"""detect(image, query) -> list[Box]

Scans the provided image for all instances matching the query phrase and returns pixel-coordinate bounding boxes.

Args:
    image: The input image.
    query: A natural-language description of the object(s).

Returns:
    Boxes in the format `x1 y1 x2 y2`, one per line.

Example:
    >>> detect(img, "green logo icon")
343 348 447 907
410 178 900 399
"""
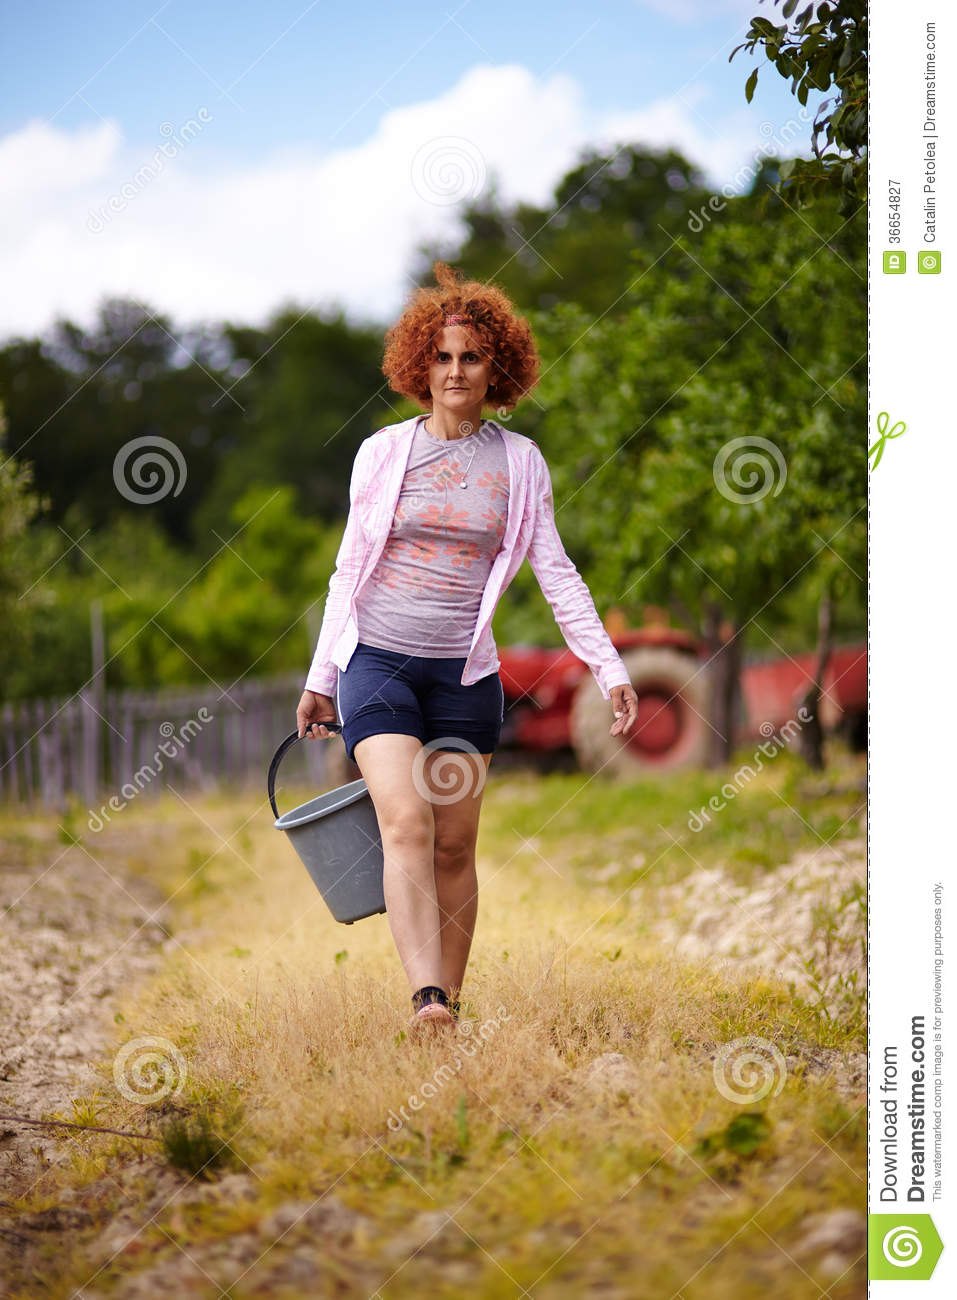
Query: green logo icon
883 251 906 274
868 1214 944 1280
918 250 941 274
869 411 907 471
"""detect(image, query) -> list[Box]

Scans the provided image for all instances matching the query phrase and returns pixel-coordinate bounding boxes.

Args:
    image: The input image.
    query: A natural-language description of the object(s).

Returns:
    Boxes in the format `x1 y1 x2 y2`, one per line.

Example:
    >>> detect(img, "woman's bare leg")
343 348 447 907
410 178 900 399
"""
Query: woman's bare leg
426 750 493 1005
353 733 443 992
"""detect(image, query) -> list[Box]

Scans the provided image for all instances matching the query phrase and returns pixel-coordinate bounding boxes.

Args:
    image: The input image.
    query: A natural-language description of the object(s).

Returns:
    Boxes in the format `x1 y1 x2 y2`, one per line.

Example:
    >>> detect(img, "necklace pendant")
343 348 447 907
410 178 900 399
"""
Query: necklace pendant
459 478 468 488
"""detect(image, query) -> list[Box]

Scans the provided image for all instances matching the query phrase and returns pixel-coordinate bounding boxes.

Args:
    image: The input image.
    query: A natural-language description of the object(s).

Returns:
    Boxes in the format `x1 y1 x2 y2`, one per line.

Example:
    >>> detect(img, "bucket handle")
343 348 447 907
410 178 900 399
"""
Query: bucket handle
267 726 343 819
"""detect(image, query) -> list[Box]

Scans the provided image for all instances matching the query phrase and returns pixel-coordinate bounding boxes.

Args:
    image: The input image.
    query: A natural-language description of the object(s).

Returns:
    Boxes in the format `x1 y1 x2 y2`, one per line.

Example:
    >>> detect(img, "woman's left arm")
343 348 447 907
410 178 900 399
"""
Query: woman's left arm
525 445 638 734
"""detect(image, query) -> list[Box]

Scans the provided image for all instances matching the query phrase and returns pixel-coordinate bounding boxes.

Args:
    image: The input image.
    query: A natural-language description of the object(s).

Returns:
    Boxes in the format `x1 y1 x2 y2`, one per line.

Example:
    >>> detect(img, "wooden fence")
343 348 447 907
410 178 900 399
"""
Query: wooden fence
0 673 332 814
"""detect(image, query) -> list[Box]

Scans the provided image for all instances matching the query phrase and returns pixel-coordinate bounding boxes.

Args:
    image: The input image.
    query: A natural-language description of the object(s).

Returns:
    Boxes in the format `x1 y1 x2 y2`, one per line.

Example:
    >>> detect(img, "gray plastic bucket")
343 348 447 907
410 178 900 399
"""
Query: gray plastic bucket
267 730 386 925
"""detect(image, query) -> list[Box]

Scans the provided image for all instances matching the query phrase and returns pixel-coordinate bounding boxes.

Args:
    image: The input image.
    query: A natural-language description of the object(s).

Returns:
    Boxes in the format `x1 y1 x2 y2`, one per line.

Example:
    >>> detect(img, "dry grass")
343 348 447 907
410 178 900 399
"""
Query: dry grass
0 746 866 1298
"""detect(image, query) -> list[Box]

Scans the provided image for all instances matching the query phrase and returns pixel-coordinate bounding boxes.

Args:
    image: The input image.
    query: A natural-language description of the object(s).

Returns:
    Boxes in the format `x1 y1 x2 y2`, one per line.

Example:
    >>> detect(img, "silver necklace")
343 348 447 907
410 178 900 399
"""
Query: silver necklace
425 418 480 488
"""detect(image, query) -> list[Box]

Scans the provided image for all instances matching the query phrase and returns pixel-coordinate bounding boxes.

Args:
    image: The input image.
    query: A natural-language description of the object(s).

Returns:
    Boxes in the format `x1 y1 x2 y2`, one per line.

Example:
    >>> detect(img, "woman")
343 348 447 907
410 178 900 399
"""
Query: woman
296 262 639 1034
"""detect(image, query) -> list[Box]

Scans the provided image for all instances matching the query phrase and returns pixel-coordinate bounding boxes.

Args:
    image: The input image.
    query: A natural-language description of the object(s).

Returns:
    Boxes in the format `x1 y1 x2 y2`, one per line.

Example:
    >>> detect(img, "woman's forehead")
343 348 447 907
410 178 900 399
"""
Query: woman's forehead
434 325 481 351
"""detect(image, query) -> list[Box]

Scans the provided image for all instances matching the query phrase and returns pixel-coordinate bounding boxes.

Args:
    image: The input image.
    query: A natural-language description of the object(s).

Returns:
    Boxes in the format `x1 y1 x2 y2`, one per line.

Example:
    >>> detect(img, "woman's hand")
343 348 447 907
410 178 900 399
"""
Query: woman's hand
609 683 639 738
297 690 339 740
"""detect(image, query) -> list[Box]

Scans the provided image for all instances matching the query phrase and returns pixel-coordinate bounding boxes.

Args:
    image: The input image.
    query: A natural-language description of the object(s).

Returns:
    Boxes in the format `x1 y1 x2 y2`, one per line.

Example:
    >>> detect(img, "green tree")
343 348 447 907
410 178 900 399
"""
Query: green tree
0 406 50 694
732 0 867 213
0 297 244 545
509 194 864 760
104 485 335 688
411 146 713 315
0 299 386 552
195 308 386 541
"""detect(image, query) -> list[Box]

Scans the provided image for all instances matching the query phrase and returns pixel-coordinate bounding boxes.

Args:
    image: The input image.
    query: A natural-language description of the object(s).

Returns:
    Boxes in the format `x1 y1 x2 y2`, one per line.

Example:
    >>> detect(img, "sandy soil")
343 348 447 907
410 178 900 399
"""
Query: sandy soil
0 822 173 1205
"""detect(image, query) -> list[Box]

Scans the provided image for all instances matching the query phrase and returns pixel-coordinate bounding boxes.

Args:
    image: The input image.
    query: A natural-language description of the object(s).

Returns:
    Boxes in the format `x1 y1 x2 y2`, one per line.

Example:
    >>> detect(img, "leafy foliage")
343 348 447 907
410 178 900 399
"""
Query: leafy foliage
0 406 54 691
732 0 867 214
506 198 865 646
0 134 863 704
0 299 386 547
412 145 714 315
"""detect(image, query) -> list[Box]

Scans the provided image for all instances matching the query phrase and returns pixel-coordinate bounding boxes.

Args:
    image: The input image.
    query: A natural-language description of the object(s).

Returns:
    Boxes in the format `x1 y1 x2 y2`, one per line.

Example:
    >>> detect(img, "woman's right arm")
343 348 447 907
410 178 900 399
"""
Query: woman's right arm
302 437 375 699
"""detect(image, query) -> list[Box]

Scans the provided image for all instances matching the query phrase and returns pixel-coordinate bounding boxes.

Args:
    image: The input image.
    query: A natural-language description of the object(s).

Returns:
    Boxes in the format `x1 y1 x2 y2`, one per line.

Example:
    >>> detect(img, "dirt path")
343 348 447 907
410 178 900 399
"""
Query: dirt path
0 821 173 1209
0 810 865 1297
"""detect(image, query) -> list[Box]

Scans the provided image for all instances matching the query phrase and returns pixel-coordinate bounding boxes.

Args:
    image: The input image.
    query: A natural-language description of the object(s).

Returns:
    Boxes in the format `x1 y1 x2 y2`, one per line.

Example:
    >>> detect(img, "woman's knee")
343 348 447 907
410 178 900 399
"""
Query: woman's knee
352 733 433 848
434 835 476 873
381 809 434 853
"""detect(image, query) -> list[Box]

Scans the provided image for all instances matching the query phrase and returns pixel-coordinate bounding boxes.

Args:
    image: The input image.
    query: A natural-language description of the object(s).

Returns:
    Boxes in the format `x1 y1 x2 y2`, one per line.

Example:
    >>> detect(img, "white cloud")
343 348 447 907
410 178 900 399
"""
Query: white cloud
595 82 814 190
0 63 803 341
0 118 121 202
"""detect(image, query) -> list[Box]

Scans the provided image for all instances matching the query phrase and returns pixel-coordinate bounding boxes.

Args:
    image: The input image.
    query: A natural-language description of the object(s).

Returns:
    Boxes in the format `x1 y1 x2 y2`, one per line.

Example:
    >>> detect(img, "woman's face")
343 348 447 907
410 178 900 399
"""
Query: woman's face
427 326 494 411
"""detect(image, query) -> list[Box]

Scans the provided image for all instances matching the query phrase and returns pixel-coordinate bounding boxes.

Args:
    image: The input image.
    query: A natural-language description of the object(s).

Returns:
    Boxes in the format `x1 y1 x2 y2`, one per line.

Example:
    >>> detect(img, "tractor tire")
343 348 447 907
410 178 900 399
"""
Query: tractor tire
570 645 710 776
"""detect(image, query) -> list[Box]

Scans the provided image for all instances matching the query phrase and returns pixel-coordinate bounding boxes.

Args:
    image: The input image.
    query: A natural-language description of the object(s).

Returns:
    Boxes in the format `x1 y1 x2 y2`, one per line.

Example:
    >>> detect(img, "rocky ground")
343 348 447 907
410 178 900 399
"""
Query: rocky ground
640 834 867 1020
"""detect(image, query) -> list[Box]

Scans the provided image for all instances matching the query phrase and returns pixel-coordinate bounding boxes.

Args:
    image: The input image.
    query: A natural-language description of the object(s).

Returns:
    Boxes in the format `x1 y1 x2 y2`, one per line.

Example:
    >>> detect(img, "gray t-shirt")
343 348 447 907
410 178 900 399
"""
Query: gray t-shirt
355 417 509 656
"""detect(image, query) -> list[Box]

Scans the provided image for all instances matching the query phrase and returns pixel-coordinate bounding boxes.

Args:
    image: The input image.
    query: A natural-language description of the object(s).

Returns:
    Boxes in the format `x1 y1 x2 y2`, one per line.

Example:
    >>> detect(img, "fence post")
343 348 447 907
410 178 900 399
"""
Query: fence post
78 600 104 805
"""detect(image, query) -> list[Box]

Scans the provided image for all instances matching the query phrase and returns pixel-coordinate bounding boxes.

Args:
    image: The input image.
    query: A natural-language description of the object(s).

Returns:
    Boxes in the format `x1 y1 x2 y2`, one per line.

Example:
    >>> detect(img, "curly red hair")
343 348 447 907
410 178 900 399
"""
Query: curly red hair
381 261 540 414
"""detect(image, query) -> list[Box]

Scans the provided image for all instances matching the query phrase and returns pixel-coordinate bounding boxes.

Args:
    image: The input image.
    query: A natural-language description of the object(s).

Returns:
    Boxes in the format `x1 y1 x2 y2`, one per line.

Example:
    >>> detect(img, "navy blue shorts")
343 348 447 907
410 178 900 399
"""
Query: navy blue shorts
336 641 505 764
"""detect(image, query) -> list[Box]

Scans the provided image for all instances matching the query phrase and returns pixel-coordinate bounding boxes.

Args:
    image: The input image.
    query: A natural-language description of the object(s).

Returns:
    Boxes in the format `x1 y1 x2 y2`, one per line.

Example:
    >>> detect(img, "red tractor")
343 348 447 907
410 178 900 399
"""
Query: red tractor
498 607 866 776
324 607 866 784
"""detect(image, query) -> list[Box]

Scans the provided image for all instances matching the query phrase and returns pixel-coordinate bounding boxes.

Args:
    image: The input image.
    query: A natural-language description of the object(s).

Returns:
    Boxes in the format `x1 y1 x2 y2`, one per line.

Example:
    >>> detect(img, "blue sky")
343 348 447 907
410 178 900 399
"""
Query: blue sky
1 0 821 340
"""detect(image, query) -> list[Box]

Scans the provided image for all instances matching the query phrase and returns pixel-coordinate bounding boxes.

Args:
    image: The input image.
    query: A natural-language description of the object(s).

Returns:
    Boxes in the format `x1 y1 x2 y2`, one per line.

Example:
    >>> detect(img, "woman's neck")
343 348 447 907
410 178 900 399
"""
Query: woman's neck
423 408 484 441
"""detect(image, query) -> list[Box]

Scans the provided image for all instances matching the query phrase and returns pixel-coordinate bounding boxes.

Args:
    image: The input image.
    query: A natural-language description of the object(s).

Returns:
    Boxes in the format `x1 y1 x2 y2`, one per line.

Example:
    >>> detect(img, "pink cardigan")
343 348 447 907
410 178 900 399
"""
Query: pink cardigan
304 416 633 701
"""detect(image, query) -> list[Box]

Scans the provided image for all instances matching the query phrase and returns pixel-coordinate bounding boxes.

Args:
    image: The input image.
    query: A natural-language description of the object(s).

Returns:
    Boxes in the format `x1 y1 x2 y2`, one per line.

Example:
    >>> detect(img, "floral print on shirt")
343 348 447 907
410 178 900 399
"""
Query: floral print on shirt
475 468 508 502
369 437 507 598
